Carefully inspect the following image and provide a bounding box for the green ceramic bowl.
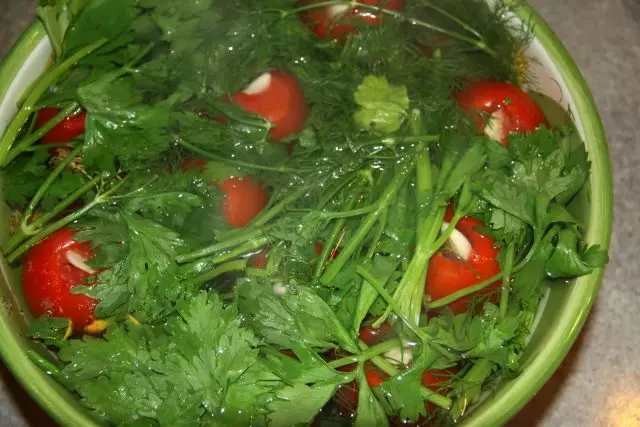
[0,4,613,427]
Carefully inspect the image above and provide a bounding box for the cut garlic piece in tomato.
[483,109,507,143]
[66,251,97,275]
[441,222,472,261]
[242,72,272,95]
[327,4,350,19]
[273,282,287,296]
[384,345,413,366]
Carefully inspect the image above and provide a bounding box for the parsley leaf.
[237,276,359,354]
[353,76,410,135]
[59,293,275,426]
[546,228,609,278]
[36,0,87,60]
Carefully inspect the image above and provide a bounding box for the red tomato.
[250,249,269,269]
[231,71,308,141]
[35,107,86,144]
[180,158,208,172]
[456,81,547,145]
[22,227,98,333]
[300,0,405,41]
[315,241,340,260]
[219,177,269,228]
[359,321,395,346]
[426,207,501,314]
[180,158,270,228]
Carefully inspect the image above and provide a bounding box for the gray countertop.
[0,0,638,426]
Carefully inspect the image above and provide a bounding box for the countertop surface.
[0,0,638,426]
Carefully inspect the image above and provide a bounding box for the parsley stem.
[375,136,443,328]
[429,272,503,310]
[316,169,365,210]
[417,0,484,41]
[3,175,101,255]
[425,213,464,257]
[177,138,307,175]
[356,265,426,340]
[365,207,387,260]
[314,197,356,278]
[0,38,108,166]
[210,236,269,266]
[375,206,445,328]
[181,259,248,288]
[6,175,127,263]
[292,203,377,219]
[320,158,416,285]
[499,242,516,320]
[2,102,81,166]
[22,145,84,228]
[245,186,309,230]
[26,350,63,382]
[23,142,79,152]
[328,337,402,369]
[176,228,268,264]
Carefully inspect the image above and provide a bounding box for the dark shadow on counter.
[0,363,56,427]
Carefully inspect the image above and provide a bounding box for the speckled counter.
[0,0,638,425]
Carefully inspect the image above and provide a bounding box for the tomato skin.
[456,81,547,145]
[35,107,86,144]
[359,321,395,346]
[314,241,339,260]
[426,207,501,314]
[232,71,308,141]
[300,0,405,41]
[219,177,269,229]
[250,249,269,269]
[180,158,269,228]
[22,227,97,333]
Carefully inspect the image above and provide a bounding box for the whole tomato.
[456,81,547,145]
[426,207,501,314]
[22,227,99,333]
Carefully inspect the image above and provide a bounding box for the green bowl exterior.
[0,4,613,427]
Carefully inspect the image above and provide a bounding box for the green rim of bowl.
[461,3,613,426]
[0,5,613,427]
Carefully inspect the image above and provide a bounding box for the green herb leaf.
[36,0,88,60]
[60,293,277,426]
[354,76,410,135]
[237,277,359,354]
[268,383,338,427]
[355,366,389,427]
[27,316,71,348]
[546,228,609,278]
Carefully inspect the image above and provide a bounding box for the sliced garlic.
[327,4,350,19]
[273,282,287,296]
[66,251,96,275]
[483,109,507,143]
[441,221,472,261]
[242,72,272,95]
[384,345,413,367]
